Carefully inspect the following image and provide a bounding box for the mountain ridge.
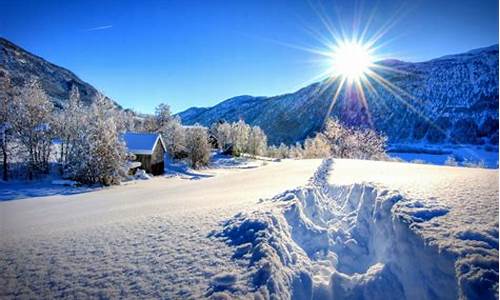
[178,44,499,146]
[0,37,121,109]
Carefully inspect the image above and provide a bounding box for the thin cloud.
[83,25,113,32]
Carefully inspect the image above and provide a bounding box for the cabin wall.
[150,143,165,175]
[135,155,152,173]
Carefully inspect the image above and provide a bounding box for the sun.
[329,40,374,82]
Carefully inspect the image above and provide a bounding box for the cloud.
[83,25,113,32]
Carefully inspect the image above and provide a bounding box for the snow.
[1,158,497,299]
[388,143,499,168]
[0,178,97,201]
[213,159,498,299]
[122,132,165,155]
[50,179,79,186]
[0,159,321,298]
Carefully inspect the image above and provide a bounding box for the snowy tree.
[155,103,174,129]
[288,142,304,159]
[231,120,250,156]
[212,121,232,151]
[53,85,84,173]
[303,135,331,158]
[140,116,158,133]
[350,128,388,160]
[0,71,14,180]
[445,156,458,166]
[277,143,290,159]
[266,145,279,158]
[114,109,137,133]
[321,118,387,160]
[185,126,210,169]
[321,118,351,158]
[161,116,186,158]
[246,126,267,156]
[66,93,126,185]
[11,80,54,178]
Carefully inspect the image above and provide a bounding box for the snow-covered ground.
[0,178,98,201]
[1,158,497,299]
[213,159,498,299]
[0,159,321,298]
[388,143,499,168]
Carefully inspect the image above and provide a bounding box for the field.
[0,158,498,299]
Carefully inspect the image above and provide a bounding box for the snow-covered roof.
[182,125,208,130]
[123,132,166,155]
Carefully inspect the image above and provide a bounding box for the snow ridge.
[213,159,498,299]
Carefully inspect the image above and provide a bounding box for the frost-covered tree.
[246,126,267,156]
[0,72,14,180]
[53,85,84,173]
[277,143,290,159]
[302,136,331,158]
[114,109,137,133]
[321,118,387,160]
[185,126,210,169]
[288,142,304,159]
[161,116,186,158]
[155,103,173,129]
[350,128,388,160]
[231,120,250,156]
[212,121,232,151]
[66,93,126,185]
[11,80,54,178]
[321,118,351,158]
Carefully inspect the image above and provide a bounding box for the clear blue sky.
[1,0,498,113]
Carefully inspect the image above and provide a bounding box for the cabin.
[123,132,166,175]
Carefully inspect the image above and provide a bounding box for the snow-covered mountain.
[179,45,499,145]
[0,37,121,109]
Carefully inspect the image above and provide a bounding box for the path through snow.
[214,159,498,299]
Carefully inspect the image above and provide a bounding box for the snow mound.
[213,159,498,299]
[134,169,151,180]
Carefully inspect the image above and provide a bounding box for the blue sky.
[1,0,498,113]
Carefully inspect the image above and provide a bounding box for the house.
[123,132,166,175]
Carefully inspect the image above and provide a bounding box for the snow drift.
[212,159,498,299]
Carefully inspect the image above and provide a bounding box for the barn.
[123,132,166,175]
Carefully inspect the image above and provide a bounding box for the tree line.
[0,78,387,185]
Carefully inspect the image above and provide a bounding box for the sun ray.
[322,76,347,129]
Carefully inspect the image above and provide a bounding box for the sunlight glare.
[330,41,373,82]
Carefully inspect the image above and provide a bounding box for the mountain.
[178,45,499,146]
[0,37,120,109]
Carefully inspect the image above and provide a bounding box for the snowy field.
[213,159,498,299]
[1,158,498,299]
[388,143,499,168]
[0,159,321,298]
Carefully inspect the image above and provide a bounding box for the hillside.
[179,45,499,145]
[0,37,120,109]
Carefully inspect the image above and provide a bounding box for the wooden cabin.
[123,132,166,175]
